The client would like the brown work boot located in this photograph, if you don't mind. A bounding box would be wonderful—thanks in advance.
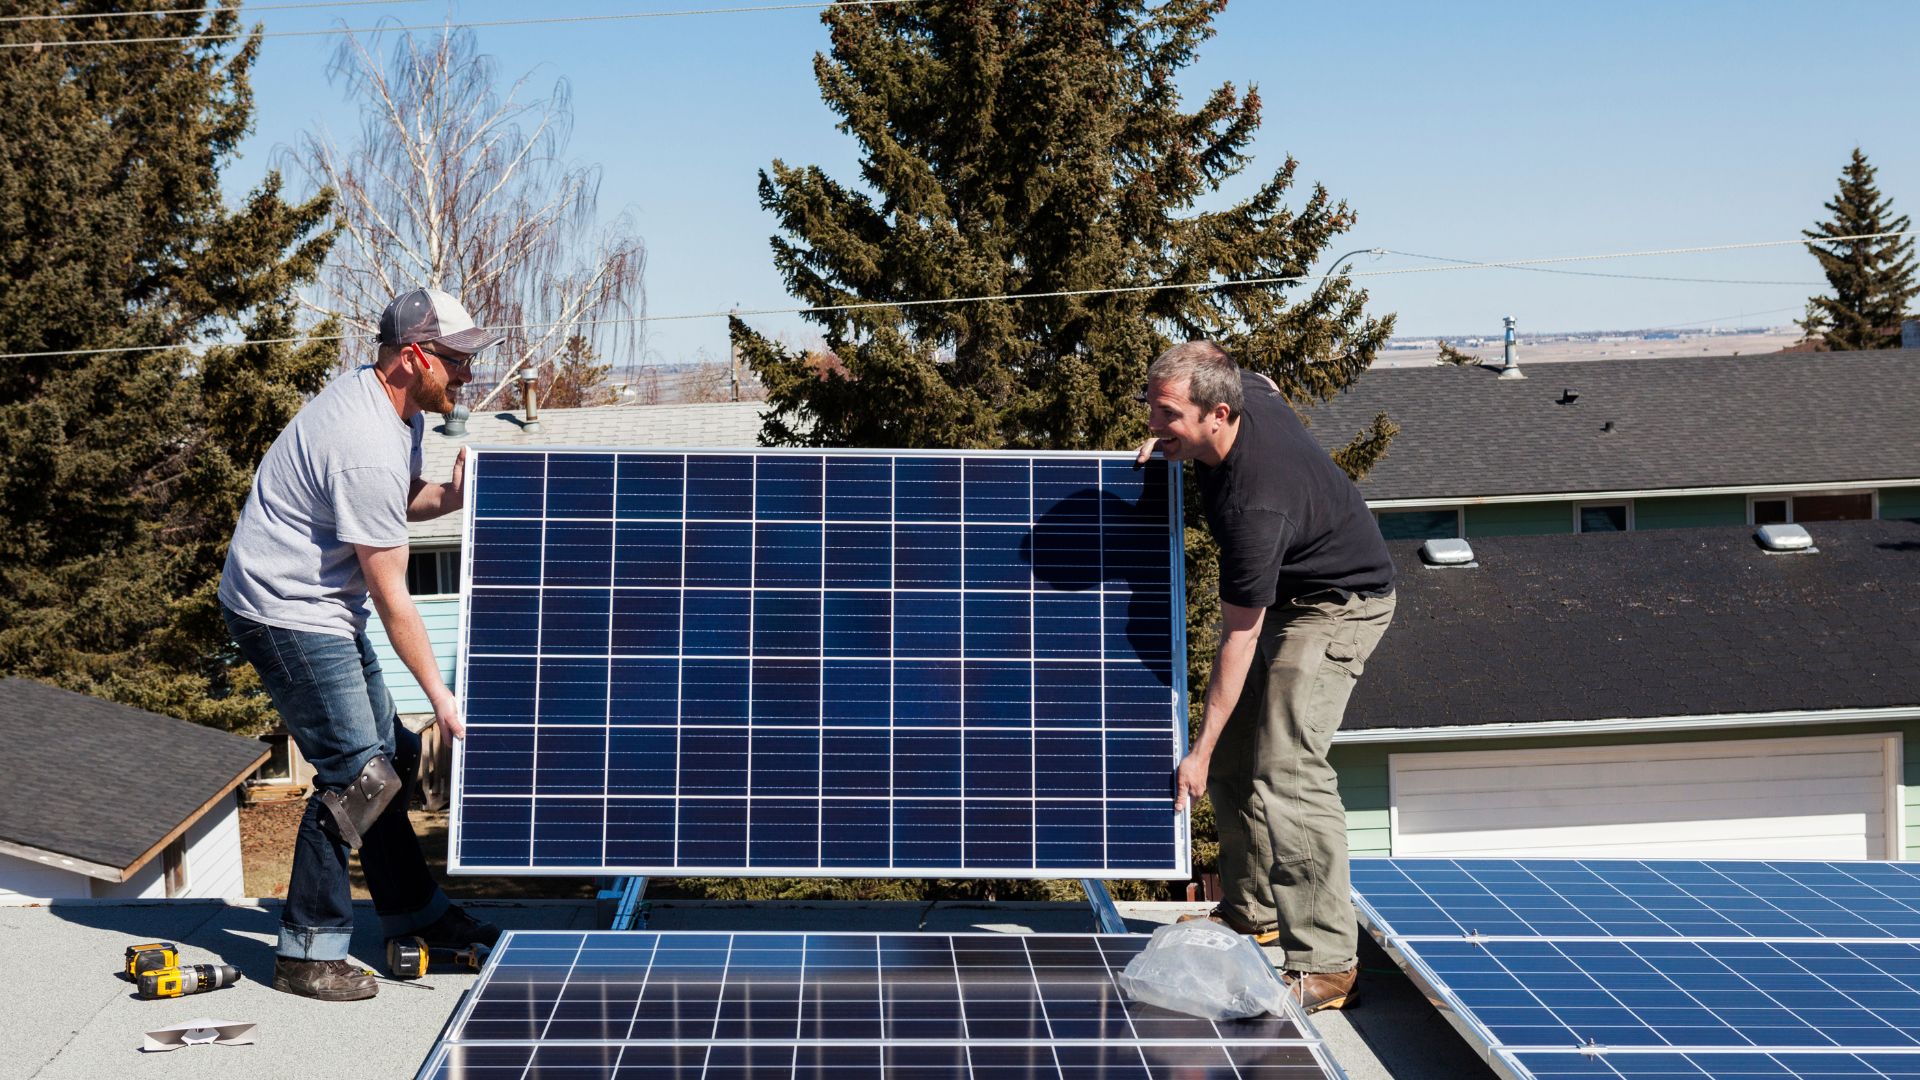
[272,957,378,1001]
[1284,965,1359,1012]
[1177,907,1281,946]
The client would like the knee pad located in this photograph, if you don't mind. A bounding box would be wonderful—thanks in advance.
[316,755,402,849]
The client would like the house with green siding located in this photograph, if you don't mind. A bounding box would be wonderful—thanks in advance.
[1303,348,1920,539]
[1335,519,1920,861]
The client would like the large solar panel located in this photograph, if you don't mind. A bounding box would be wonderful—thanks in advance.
[414,931,1342,1080]
[1352,859,1920,939]
[1353,857,1920,1080]
[449,449,1190,877]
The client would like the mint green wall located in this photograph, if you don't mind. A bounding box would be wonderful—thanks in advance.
[1464,501,1574,536]
[1634,493,1749,530]
[1882,487,1920,520]
[1332,719,1920,858]
[367,596,462,714]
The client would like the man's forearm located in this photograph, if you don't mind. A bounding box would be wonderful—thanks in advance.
[1193,627,1261,757]
[370,589,452,706]
[407,481,458,521]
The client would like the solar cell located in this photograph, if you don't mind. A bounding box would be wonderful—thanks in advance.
[415,932,1340,1080]
[450,449,1191,877]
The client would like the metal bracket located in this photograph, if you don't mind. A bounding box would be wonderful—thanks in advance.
[596,876,649,930]
[1081,879,1126,934]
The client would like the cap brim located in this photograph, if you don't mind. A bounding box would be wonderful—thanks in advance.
[435,327,507,354]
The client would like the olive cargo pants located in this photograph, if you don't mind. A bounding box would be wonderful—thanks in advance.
[1209,590,1395,973]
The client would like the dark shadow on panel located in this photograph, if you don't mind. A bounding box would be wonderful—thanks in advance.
[1024,487,1178,689]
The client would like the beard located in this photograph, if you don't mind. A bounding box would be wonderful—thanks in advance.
[408,370,457,414]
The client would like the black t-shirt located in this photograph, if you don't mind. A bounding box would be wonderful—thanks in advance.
[1196,370,1395,608]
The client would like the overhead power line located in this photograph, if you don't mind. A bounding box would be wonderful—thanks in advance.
[1385,249,1823,287]
[0,1,422,25]
[1,229,1909,363]
[0,0,928,49]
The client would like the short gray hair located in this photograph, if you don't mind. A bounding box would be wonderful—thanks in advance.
[1147,340,1243,418]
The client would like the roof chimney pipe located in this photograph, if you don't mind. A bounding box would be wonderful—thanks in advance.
[520,368,542,432]
[1498,315,1525,379]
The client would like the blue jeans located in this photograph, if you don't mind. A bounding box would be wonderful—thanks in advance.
[222,604,450,960]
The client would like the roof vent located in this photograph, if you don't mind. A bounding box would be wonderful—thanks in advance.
[1755,523,1816,554]
[442,403,469,437]
[1557,388,1579,405]
[1419,538,1476,567]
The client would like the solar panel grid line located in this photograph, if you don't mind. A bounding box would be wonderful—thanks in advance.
[450,448,1188,877]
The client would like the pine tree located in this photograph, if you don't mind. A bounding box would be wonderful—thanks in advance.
[732,0,1398,899]
[733,0,1394,457]
[1803,149,1917,351]
[0,3,337,732]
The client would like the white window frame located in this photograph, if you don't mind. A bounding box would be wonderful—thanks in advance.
[407,547,462,599]
[1746,489,1879,525]
[1374,506,1464,540]
[1572,500,1635,533]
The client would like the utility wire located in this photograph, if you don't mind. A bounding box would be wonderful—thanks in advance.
[0,1,423,25]
[0,0,928,49]
[1,229,1909,363]
[1384,248,1823,287]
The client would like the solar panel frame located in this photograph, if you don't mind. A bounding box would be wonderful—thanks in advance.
[413,930,1347,1080]
[446,447,1192,878]
[1354,857,1920,1080]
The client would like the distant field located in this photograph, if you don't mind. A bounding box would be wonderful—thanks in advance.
[1373,328,1801,368]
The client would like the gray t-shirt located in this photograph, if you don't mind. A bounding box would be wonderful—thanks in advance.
[219,366,425,638]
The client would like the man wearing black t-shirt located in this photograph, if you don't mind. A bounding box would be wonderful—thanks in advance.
[1136,340,1396,1012]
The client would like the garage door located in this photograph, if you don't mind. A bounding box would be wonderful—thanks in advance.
[1389,732,1902,859]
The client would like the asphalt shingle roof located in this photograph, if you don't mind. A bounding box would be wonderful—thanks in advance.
[1302,349,1920,501]
[411,401,771,543]
[0,679,268,875]
[1345,518,1920,732]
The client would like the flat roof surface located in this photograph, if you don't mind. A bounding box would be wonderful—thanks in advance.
[1,897,1489,1080]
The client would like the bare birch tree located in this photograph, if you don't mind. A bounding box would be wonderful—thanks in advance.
[295,27,646,403]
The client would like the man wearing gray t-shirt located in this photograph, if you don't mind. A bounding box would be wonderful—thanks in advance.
[220,288,503,1001]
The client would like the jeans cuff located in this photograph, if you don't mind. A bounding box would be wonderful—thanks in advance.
[378,888,451,938]
[278,923,354,961]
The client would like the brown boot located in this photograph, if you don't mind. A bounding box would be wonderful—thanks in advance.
[272,957,377,1001]
[1284,965,1358,1012]
[1176,908,1281,946]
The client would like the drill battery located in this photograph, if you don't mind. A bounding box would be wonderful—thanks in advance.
[123,942,178,978]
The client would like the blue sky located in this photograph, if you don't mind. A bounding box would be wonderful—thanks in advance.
[226,0,1920,365]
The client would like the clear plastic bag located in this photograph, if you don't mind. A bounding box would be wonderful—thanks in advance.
[1116,919,1288,1020]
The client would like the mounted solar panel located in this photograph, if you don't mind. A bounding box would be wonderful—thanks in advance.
[1353,857,1920,1080]
[413,931,1344,1080]
[449,449,1190,878]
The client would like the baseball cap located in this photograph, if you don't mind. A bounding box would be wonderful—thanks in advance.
[376,287,507,354]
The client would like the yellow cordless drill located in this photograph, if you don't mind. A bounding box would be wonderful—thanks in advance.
[386,936,490,980]
[137,963,241,999]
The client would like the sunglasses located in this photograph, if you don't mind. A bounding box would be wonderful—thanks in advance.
[410,343,475,374]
